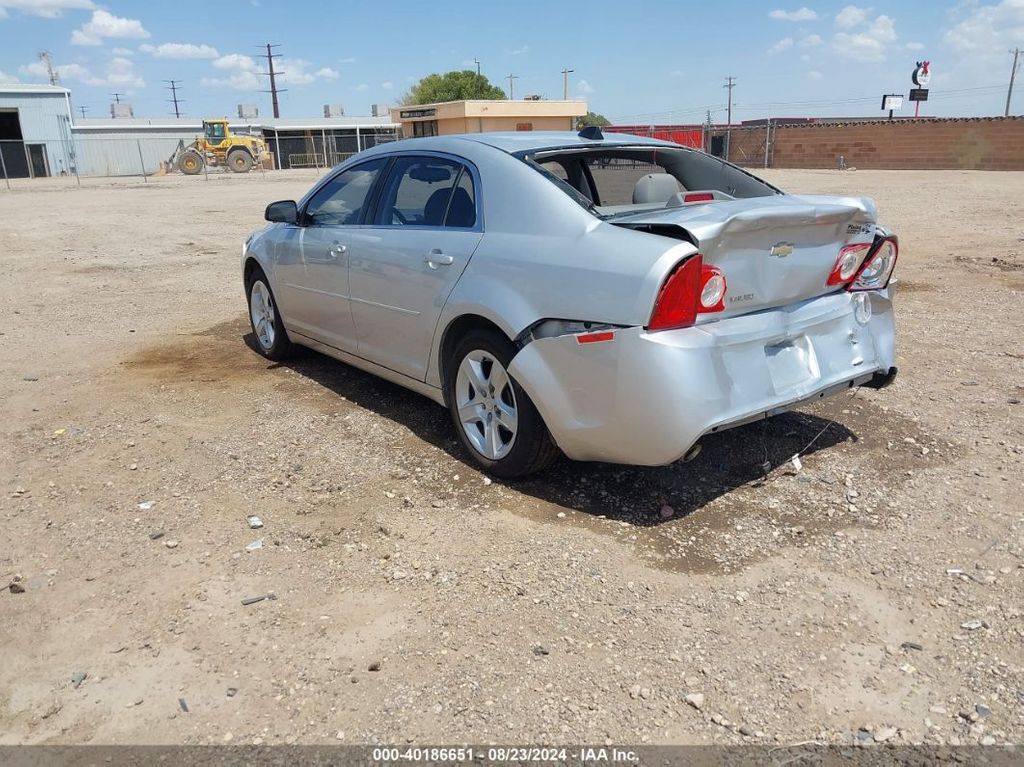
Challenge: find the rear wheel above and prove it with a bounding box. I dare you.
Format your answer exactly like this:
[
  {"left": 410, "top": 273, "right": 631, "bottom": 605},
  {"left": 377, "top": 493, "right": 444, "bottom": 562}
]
[
  {"left": 227, "top": 149, "right": 253, "bottom": 173},
  {"left": 247, "top": 273, "right": 293, "bottom": 361},
  {"left": 446, "top": 329, "right": 559, "bottom": 478},
  {"left": 178, "top": 149, "right": 204, "bottom": 175}
]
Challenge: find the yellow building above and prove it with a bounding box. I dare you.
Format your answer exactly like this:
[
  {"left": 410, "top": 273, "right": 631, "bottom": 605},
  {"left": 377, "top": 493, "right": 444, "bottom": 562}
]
[{"left": 392, "top": 99, "right": 588, "bottom": 137}]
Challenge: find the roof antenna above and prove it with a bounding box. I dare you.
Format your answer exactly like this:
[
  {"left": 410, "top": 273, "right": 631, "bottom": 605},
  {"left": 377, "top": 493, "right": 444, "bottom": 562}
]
[{"left": 578, "top": 125, "right": 603, "bottom": 140}]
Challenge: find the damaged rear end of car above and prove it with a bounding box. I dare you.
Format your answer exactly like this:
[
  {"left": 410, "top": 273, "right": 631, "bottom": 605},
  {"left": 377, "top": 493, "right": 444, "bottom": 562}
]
[{"left": 499, "top": 144, "right": 897, "bottom": 465}]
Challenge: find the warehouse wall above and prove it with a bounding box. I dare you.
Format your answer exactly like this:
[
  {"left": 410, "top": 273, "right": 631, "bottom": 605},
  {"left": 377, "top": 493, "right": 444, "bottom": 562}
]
[
  {"left": 71, "top": 128, "right": 201, "bottom": 176},
  {"left": 768, "top": 117, "right": 1024, "bottom": 170}
]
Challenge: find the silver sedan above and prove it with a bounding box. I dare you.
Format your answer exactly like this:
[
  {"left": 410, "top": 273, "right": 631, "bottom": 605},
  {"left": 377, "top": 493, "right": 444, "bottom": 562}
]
[{"left": 242, "top": 130, "right": 897, "bottom": 477}]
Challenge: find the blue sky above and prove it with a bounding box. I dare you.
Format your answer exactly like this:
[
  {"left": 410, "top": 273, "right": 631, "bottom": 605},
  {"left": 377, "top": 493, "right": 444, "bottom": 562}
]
[{"left": 1, "top": 0, "right": 1021, "bottom": 122}]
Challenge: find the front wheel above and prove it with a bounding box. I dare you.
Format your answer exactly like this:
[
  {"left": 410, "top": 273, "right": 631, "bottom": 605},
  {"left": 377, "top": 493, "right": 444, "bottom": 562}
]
[
  {"left": 247, "top": 274, "right": 293, "bottom": 361},
  {"left": 446, "top": 330, "right": 559, "bottom": 478},
  {"left": 178, "top": 150, "right": 203, "bottom": 175},
  {"left": 227, "top": 149, "right": 254, "bottom": 173}
]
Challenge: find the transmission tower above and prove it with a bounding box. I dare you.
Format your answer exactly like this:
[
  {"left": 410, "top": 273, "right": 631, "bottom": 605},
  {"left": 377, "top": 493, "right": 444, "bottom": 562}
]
[
  {"left": 164, "top": 79, "right": 184, "bottom": 118},
  {"left": 260, "top": 43, "right": 286, "bottom": 118},
  {"left": 38, "top": 51, "right": 59, "bottom": 85}
]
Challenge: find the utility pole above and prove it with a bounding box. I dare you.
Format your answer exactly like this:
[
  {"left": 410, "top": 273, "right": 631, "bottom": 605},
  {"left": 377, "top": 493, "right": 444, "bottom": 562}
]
[
  {"left": 164, "top": 79, "right": 184, "bottom": 118},
  {"left": 506, "top": 73, "right": 518, "bottom": 100},
  {"left": 260, "top": 43, "right": 286, "bottom": 118},
  {"left": 1008, "top": 48, "right": 1021, "bottom": 117},
  {"left": 561, "top": 67, "right": 574, "bottom": 100},
  {"left": 38, "top": 51, "right": 59, "bottom": 85},
  {"left": 111, "top": 92, "right": 123, "bottom": 104},
  {"left": 77, "top": 105, "right": 87, "bottom": 119},
  {"left": 723, "top": 76, "right": 736, "bottom": 161},
  {"left": 474, "top": 58, "right": 481, "bottom": 77}
]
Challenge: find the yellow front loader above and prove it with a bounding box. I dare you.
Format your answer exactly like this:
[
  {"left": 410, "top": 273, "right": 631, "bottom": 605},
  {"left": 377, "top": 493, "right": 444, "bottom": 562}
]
[{"left": 171, "top": 119, "right": 267, "bottom": 174}]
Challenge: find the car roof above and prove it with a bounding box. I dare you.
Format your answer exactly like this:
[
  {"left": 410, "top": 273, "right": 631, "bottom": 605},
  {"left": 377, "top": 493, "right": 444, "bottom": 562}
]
[{"left": 364, "top": 131, "right": 679, "bottom": 157}]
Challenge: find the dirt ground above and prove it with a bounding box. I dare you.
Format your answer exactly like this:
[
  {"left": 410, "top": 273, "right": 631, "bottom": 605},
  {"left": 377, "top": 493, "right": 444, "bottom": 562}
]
[{"left": 1, "top": 166, "right": 1022, "bottom": 748}]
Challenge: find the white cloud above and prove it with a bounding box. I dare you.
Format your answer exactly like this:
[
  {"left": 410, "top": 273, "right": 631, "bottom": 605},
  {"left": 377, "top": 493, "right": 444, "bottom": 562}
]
[
  {"left": 808, "top": 69, "right": 824, "bottom": 79},
  {"left": 203, "top": 53, "right": 260, "bottom": 89},
  {"left": 768, "top": 36, "right": 795, "bottom": 54},
  {"left": 832, "top": 14, "right": 898, "bottom": 62},
  {"left": 0, "top": 0, "right": 93, "bottom": 18},
  {"left": 111, "top": 46, "right": 133, "bottom": 55},
  {"left": 381, "top": 80, "right": 394, "bottom": 90},
  {"left": 944, "top": 0, "right": 1024, "bottom": 59},
  {"left": 799, "top": 33, "right": 823, "bottom": 46},
  {"left": 835, "top": 4, "right": 869, "bottom": 29},
  {"left": 0, "top": 69, "right": 19, "bottom": 82},
  {"left": 355, "top": 83, "right": 368, "bottom": 91},
  {"left": 669, "top": 69, "right": 685, "bottom": 78},
  {"left": 575, "top": 79, "right": 595, "bottom": 94},
  {"left": 769, "top": 7, "right": 818, "bottom": 21},
  {"left": 507, "top": 44, "right": 529, "bottom": 55},
  {"left": 21, "top": 55, "right": 143, "bottom": 88},
  {"left": 71, "top": 9, "right": 148, "bottom": 45},
  {"left": 204, "top": 54, "right": 337, "bottom": 90},
  {"left": 905, "top": 41, "right": 926, "bottom": 51},
  {"left": 338, "top": 56, "right": 356, "bottom": 64},
  {"left": 140, "top": 42, "right": 219, "bottom": 59}
]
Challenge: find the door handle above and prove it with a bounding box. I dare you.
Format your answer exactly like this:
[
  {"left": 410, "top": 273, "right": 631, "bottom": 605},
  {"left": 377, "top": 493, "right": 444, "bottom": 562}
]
[
  {"left": 424, "top": 249, "right": 454, "bottom": 269},
  {"left": 328, "top": 243, "right": 348, "bottom": 259}
]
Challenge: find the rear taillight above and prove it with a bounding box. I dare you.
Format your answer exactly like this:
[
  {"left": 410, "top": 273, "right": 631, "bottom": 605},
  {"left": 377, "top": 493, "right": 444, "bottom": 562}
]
[
  {"left": 849, "top": 237, "right": 898, "bottom": 291},
  {"left": 828, "top": 243, "right": 871, "bottom": 286},
  {"left": 684, "top": 192, "right": 714, "bottom": 203},
  {"left": 648, "top": 255, "right": 727, "bottom": 331}
]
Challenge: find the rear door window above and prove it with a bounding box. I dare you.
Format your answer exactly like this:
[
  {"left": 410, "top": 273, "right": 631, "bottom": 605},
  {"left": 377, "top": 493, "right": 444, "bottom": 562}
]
[{"left": 374, "top": 156, "right": 476, "bottom": 227}]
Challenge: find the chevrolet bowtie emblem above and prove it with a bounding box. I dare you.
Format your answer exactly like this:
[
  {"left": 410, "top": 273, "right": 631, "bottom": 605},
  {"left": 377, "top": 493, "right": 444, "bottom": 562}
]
[{"left": 769, "top": 242, "right": 794, "bottom": 258}]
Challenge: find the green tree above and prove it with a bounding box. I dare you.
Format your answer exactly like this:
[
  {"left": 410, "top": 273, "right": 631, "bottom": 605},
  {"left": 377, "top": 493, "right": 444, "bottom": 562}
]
[
  {"left": 577, "top": 111, "right": 611, "bottom": 129},
  {"left": 402, "top": 70, "right": 507, "bottom": 105}
]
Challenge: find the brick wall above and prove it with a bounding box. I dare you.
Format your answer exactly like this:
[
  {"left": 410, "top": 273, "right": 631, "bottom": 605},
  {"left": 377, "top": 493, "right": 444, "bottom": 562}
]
[{"left": 767, "top": 117, "right": 1024, "bottom": 170}]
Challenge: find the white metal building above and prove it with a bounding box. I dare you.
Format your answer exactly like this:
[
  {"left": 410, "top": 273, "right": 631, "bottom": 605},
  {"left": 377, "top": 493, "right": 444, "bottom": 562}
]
[
  {"left": 0, "top": 83, "right": 76, "bottom": 178},
  {"left": 1, "top": 82, "right": 399, "bottom": 178}
]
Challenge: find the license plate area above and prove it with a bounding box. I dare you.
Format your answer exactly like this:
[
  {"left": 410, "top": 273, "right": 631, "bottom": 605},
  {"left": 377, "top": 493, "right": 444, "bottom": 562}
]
[{"left": 765, "top": 335, "right": 819, "bottom": 394}]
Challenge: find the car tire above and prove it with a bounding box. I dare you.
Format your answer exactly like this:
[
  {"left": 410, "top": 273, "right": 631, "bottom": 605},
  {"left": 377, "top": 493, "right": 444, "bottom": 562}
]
[
  {"left": 246, "top": 270, "right": 293, "bottom": 361},
  {"left": 446, "top": 329, "right": 560, "bottom": 478},
  {"left": 227, "top": 149, "right": 253, "bottom": 173}
]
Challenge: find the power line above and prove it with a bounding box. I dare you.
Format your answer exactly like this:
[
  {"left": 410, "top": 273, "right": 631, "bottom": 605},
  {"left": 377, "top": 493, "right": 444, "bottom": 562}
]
[
  {"left": 610, "top": 83, "right": 1010, "bottom": 124},
  {"left": 260, "top": 43, "right": 286, "bottom": 119},
  {"left": 164, "top": 79, "right": 184, "bottom": 118}
]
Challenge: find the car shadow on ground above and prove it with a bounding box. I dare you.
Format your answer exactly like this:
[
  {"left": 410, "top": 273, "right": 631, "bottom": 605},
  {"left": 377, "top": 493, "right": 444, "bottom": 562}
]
[{"left": 251, "top": 334, "right": 857, "bottom": 526}]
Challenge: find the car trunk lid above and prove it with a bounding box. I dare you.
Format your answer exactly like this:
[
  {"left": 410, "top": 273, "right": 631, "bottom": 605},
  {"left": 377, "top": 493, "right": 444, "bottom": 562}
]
[{"left": 609, "top": 194, "right": 877, "bottom": 319}]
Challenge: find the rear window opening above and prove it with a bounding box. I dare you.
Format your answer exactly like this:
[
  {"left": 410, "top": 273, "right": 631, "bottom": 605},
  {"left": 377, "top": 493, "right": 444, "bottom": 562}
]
[{"left": 517, "top": 145, "right": 782, "bottom": 220}]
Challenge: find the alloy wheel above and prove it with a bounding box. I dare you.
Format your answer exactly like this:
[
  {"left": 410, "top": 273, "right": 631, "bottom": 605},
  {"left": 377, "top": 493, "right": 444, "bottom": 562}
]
[
  {"left": 455, "top": 350, "right": 518, "bottom": 460},
  {"left": 249, "top": 280, "right": 276, "bottom": 351}
]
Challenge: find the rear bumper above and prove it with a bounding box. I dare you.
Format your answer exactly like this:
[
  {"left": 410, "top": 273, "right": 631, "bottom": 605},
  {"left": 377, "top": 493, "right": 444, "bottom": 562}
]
[{"left": 508, "top": 289, "right": 896, "bottom": 465}]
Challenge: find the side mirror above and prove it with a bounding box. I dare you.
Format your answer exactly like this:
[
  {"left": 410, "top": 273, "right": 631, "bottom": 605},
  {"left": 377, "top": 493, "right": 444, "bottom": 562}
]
[{"left": 265, "top": 200, "right": 299, "bottom": 224}]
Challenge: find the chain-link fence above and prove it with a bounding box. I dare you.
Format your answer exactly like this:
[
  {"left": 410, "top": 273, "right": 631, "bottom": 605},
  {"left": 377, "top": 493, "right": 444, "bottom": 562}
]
[
  {"left": 0, "top": 128, "right": 400, "bottom": 190},
  {"left": 709, "top": 123, "right": 776, "bottom": 168}
]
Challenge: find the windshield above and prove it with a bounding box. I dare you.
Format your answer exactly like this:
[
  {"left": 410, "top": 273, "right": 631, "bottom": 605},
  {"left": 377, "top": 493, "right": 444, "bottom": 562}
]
[{"left": 517, "top": 145, "right": 782, "bottom": 219}]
